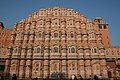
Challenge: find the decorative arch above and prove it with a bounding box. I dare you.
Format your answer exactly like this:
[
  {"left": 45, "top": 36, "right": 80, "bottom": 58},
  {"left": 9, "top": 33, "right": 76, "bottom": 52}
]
[{"left": 69, "top": 46, "right": 76, "bottom": 53}]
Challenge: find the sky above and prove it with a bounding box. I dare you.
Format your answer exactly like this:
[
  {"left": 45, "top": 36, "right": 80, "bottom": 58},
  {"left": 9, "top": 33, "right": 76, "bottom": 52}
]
[{"left": 0, "top": 0, "right": 120, "bottom": 46}]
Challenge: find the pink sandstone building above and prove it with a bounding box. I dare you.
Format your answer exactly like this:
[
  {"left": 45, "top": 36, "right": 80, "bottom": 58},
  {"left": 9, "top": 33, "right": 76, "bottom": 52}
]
[{"left": 0, "top": 7, "right": 120, "bottom": 79}]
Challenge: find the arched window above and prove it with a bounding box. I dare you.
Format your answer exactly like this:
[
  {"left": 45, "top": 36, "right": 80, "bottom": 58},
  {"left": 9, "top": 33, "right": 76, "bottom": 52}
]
[
  {"left": 93, "top": 63, "right": 100, "bottom": 75},
  {"left": 38, "top": 33, "right": 42, "bottom": 38},
  {"left": 36, "top": 32, "right": 44, "bottom": 38},
  {"left": 100, "top": 48, "right": 104, "bottom": 53},
  {"left": 39, "top": 20, "right": 44, "bottom": 26},
  {"left": 89, "top": 33, "right": 95, "bottom": 40},
  {"left": 69, "top": 32, "right": 75, "bottom": 38},
  {"left": 71, "top": 47, "right": 75, "bottom": 53},
  {"left": 88, "top": 24, "right": 94, "bottom": 30},
  {"left": 34, "top": 46, "right": 43, "bottom": 54},
  {"left": 54, "top": 32, "right": 59, "bottom": 38},
  {"left": 80, "top": 48, "right": 84, "bottom": 53},
  {"left": 71, "top": 33, "right": 74, "bottom": 38},
  {"left": 92, "top": 47, "right": 97, "bottom": 53},
  {"left": 78, "top": 34, "right": 81, "bottom": 38},
  {"left": 37, "top": 48, "right": 41, "bottom": 53},
  {"left": 54, "top": 47, "right": 59, "bottom": 53},
  {"left": 86, "top": 49, "right": 90, "bottom": 53}
]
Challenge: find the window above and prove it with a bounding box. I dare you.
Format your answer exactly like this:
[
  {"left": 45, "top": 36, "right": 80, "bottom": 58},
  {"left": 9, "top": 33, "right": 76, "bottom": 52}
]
[
  {"left": 78, "top": 34, "right": 81, "bottom": 39},
  {"left": 54, "top": 47, "right": 59, "bottom": 53},
  {"left": 99, "top": 26, "right": 102, "bottom": 29},
  {"left": 86, "top": 49, "right": 90, "bottom": 53},
  {"left": 69, "top": 32, "right": 75, "bottom": 38},
  {"left": 83, "top": 35, "right": 87, "bottom": 40},
  {"left": 71, "top": 33, "right": 74, "bottom": 38},
  {"left": 104, "top": 25, "right": 107, "bottom": 29},
  {"left": 34, "top": 47, "right": 44, "bottom": 55},
  {"left": 71, "top": 47, "right": 75, "bottom": 53},
  {"left": 93, "top": 63, "right": 100, "bottom": 75},
  {"left": 37, "top": 48, "right": 41, "bottom": 53},
  {"left": 100, "top": 49, "right": 104, "bottom": 53},
  {"left": 88, "top": 25, "right": 93, "bottom": 30},
  {"left": 92, "top": 48, "right": 97, "bottom": 53},
  {"left": 80, "top": 49, "right": 83, "bottom": 53},
  {"left": 92, "top": 33, "right": 95, "bottom": 38},
  {"left": 54, "top": 32, "right": 59, "bottom": 38},
  {"left": 89, "top": 33, "right": 95, "bottom": 40},
  {"left": 8, "top": 48, "right": 12, "bottom": 54},
  {"left": 38, "top": 33, "right": 42, "bottom": 38},
  {"left": 69, "top": 62, "right": 76, "bottom": 71}
]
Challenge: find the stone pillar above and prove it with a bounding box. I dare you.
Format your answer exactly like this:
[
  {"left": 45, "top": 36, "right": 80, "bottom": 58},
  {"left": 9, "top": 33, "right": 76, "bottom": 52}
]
[
  {"left": 21, "top": 46, "right": 27, "bottom": 58},
  {"left": 44, "top": 46, "right": 50, "bottom": 58},
  {"left": 79, "top": 60, "right": 85, "bottom": 78},
  {"left": 25, "top": 60, "right": 32, "bottom": 78},
  {"left": 100, "top": 59, "right": 108, "bottom": 78},
  {"left": 29, "top": 31, "right": 35, "bottom": 43},
  {"left": 62, "top": 60, "right": 67, "bottom": 78},
  {"left": 4, "top": 60, "right": 11, "bottom": 76},
  {"left": 19, "top": 60, "right": 25, "bottom": 78},
  {"left": 85, "top": 60, "right": 91, "bottom": 78},
  {"left": 43, "top": 60, "right": 49, "bottom": 78},
  {"left": 9, "top": 60, "right": 19, "bottom": 76}
]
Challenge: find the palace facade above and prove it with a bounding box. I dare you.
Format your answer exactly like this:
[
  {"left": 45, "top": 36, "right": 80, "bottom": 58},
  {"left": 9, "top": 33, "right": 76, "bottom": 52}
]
[{"left": 0, "top": 7, "right": 120, "bottom": 79}]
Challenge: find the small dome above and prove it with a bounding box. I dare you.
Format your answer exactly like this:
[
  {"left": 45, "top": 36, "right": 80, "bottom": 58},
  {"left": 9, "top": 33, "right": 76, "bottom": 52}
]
[{"left": 0, "top": 21, "right": 4, "bottom": 30}]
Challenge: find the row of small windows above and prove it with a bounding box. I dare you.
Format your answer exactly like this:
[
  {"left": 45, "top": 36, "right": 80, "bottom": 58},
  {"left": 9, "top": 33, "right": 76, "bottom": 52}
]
[
  {"left": 36, "top": 32, "right": 97, "bottom": 39},
  {"left": 26, "top": 25, "right": 95, "bottom": 30},
  {"left": 106, "top": 49, "right": 120, "bottom": 55},
  {"left": 35, "top": 47, "right": 95, "bottom": 54},
  {"left": 11, "top": 47, "right": 104, "bottom": 54}
]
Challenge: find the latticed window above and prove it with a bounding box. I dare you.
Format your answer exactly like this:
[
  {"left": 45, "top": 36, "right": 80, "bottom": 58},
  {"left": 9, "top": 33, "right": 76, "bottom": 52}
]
[
  {"left": 80, "top": 49, "right": 84, "bottom": 53},
  {"left": 78, "top": 34, "right": 81, "bottom": 38},
  {"left": 34, "top": 47, "right": 43, "bottom": 54},
  {"left": 8, "top": 48, "right": 12, "bottom": 54},
  {"left": 54, "top": 32, "right": 59, "bottom": 38},
  {"left": 88, "top": 24, "right": 94, "bottom": 30},
  {"left": 100, "top": 48, "right": 104, "bottom": 53},
  {"left": 92, "top": 48, "right": 97, "bottom": 53},
  {"left": 38, "top": 33, "right": 42, "bottom": 38},
  {"left": 54, "top": 47, "right": 59, "bottom": 53},
  {"left": 83, "top": 35, "right": 87, "bottom": 40},
  {"left": 71, "top": 47, "right": 75, "bottom": 53},
  {"left": 86, "top": 49, "right": 90, "bottom": 53},
  {"left": 15, "top": 47, "right": 20, "bottom": 53},
  {"left": 93, "top": 63, "right": 100, "bottom": 75},
  {"left": 92, "top": 33, "right": 95, "bottom": 38},
  {"left": 37, "top": 48, "right": 41, "bottom": 53},
  {"left": 89, "top": 33, "right": 95, "bottom": 39},
  {"left": 69, "top": 32, "right": 75, "bottom": 38},
  {"left": 62, "top": 49, "right": 66, "bottom": 53},
  {"left": 71, "top": 33, "right": 74, "bottom": 38}
]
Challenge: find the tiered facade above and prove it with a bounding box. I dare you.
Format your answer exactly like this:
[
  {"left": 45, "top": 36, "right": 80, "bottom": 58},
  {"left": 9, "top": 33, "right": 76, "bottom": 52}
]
[{"left": 2, "top": 7, "right": 120, "bottom": 79}]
